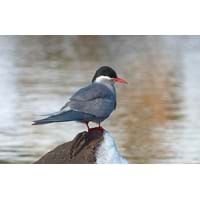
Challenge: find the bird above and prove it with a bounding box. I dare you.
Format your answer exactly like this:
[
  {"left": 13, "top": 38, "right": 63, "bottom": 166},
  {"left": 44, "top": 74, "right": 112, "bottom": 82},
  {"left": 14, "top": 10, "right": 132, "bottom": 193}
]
[{"left": 32, "top": 66, "right": 127, "bottom": 132}]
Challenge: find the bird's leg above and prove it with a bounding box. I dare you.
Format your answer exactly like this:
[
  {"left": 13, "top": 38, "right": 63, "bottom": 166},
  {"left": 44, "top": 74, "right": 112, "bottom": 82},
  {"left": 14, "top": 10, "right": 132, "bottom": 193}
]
[
  {"left": 98, "top": 123, "right": 103, "bottom": 130},
  {"left": 85, "top": 122, "right": 90, "bottom": 132}
]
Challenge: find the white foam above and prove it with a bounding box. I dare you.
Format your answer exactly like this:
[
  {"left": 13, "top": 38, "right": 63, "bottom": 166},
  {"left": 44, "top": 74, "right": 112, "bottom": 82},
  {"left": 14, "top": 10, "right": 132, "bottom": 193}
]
[{"left": 96, "top": 131, "right": 128, "bottom": 164}]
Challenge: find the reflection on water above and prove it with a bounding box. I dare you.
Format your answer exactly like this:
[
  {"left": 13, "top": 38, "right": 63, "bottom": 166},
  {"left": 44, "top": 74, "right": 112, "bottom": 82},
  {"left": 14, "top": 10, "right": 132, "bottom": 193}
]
[{"left": 0, "top": 36, "right": 200, "bottom": 163}]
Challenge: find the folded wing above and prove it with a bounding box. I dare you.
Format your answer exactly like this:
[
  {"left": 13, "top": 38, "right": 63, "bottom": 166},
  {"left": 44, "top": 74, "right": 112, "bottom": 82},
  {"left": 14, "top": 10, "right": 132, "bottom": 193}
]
[{"left": 65, "top": 83, "right": 116, "bottom": 118}]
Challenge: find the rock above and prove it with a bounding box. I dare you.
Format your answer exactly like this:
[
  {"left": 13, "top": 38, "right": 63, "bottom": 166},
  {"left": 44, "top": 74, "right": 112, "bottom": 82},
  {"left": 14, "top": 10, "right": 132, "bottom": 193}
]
[
  {"left": 35, "top": 128, "right": 128, "bottom": 164},
  {"left": 35, "top": 128, "right": 104, "bottom": 164}
]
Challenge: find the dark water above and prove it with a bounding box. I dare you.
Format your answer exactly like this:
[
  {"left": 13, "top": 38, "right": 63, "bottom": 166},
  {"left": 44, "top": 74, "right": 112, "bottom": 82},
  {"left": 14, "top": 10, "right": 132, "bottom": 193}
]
[{"left": 0, "top": 36, "right": 200, "bottom": 163}]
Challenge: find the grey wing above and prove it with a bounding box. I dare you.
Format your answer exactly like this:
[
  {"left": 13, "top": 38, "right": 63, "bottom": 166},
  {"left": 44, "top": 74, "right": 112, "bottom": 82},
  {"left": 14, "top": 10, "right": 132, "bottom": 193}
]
[
  {"left": 68, "top": 83, "right": 116, "bottom": 118},
  {"left": 69, "top": 98, "right": 115, "bottom": 118},
  {"left": 70, "top": 83, "right": 111, "bottom": 101}
]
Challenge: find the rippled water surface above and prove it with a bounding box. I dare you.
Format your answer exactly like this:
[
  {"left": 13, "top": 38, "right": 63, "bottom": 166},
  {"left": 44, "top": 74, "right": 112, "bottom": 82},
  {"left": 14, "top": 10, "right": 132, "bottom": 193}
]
[{"left": 0, "top": 36, "right": 200, "bottom": 163}]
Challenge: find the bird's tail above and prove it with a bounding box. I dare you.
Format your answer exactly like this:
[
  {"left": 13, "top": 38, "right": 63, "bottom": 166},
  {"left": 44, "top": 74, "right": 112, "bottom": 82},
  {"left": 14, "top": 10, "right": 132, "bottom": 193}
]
[{"left": 32, "top": 110, "right": 87, "bottom": 125}]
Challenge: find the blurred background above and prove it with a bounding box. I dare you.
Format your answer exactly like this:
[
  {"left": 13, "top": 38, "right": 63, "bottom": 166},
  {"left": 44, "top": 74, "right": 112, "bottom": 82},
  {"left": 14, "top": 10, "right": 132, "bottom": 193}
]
[{"left": 0, "top": 36, "right": 200, "bottom": 163}]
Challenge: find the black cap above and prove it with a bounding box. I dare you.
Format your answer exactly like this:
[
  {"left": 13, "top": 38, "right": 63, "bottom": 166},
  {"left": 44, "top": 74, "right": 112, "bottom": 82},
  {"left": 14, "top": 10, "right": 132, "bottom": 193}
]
[{"left": 92, "top": 66, "right": 117, "bottom": 82}]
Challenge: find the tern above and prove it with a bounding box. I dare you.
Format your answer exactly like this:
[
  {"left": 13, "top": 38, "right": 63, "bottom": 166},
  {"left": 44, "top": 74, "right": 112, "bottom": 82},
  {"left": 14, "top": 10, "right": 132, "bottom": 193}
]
[{"left": 33, "top": 66, "right": 127, "bottom": 131}]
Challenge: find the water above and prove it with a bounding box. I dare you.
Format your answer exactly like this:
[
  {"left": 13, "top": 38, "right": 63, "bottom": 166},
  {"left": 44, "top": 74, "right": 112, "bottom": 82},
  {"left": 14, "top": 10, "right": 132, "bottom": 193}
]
[{"left": 0, "top": 35, "right": 200, "bottom": 163}]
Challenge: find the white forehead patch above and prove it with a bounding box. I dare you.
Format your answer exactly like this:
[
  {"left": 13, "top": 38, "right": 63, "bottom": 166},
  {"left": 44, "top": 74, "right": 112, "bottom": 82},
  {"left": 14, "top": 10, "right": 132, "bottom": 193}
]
[{"left": 95, "top": 75, "right": 113, "bottom": 83}]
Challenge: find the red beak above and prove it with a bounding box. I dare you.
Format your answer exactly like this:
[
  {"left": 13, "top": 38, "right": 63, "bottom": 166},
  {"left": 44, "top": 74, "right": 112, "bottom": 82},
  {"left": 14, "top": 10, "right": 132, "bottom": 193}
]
[{"left": 113, "top": 77, "right": 128, "bottom": 84}]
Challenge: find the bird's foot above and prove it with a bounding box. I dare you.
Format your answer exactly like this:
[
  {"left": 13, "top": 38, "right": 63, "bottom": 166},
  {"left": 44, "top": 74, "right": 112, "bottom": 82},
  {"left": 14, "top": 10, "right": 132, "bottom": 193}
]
[
  {"left": 88, "top": 127, "right": 104, "bottom": 133},
  {"left": 85, "top": 122, "right": 104, "bottom": 133},
  {"left": 98, "top": 123, "right": 104, "bottom": 131},
  {"left": 97, "top": 126, "right": 104, "bottom": 131}
]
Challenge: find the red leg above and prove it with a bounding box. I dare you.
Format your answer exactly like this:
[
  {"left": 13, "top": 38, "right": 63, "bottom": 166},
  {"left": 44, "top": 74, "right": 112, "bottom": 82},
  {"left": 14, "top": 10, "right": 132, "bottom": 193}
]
[
  {"left": 85, "top": 122, "right": 90, "bottom": 132},
  {"left": 98, "top": 123, "right": 103, "bottom": 130}
]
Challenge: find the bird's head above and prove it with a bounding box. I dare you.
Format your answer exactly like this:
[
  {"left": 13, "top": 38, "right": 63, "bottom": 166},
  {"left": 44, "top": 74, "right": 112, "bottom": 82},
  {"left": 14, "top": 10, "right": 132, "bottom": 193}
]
[{"left": 92, "top": 66, "right": 128, "bottom": 84}]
